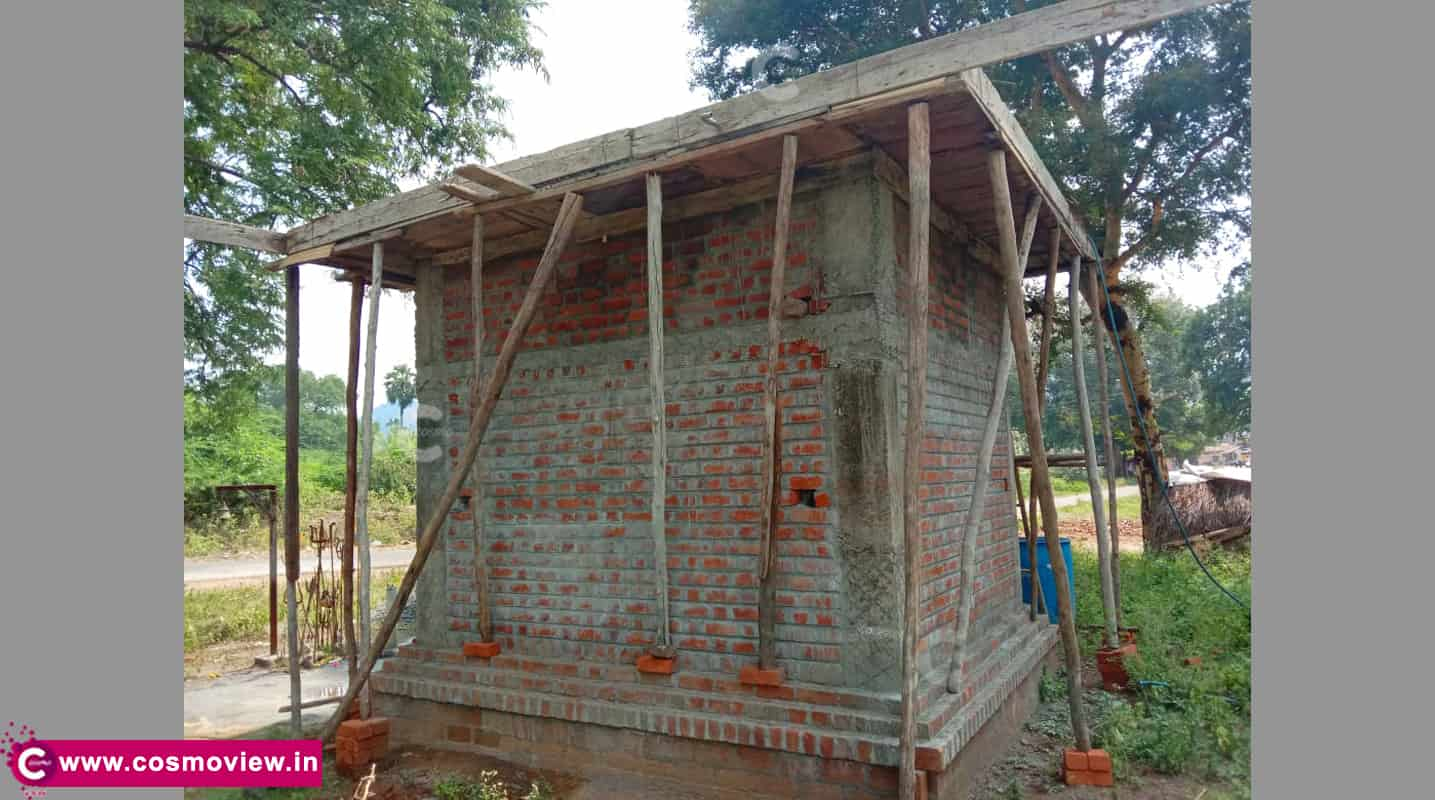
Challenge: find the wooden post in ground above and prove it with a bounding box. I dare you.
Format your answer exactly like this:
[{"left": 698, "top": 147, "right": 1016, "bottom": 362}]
[
  {"left": 1069, "top": 256, "right": 1118, "bottom": 648},
  {"left": 756, "top": 135, "right": 799, "bottom": 675},
  {"left": 1011, "top": 197, "right": 1045, "bottom": 623},
  {"left": 899, "top": 100, "right": 931, "bottom": 800},
  {"left": 355, "top": 242, "right": 384, "bottom": 716},
  {"left": 988, "top": 147, "right": 1090, "bottom": 751},
  {"left": 343, "top": 278, "right": 362, "bottom": 680},
  {"left": 284, "top": 265, "right": 302, "bottom": 735},
  {"left": 1026, "top": 226, "right": 1062, "bottom": 616},
  {"left": 467, "top": 215, "right": 494, "bottom": 643},
  {"left": 320, "top": 193, "right": 586, "bottom": 743},
  {"left": 946, "top": 302, "right": 1013, "bottom": 693},
  {"left": 645, "top": 173, "right": 674, "bottom": 655},
  {"left": 1087, "top": 265, "right": 1123, "bottom": 625},
  {"left": 268, "top": 487, "right": 278, "bottom": 655}
]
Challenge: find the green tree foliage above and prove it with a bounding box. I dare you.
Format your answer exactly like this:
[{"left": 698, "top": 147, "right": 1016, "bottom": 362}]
[
  {"left": 385, "top": 363, "right": 418, "bottom": 426},
  {"left": 687, "top": 0, "right": 1250, "bottom": 271},
  {"left": 1183, "top": 264, "right": 1251, "bottom": 435},
  {"left": 183, "top": 0, "right": 544, "bottom": 390}
]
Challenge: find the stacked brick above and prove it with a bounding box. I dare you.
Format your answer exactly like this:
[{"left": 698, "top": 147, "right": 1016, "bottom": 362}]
[
  {"left": 335, "top": 717, "right": 390, "bottom": 777},
  {"left": 1063, "top": 748, "right": 1115, "bottom": 786}
]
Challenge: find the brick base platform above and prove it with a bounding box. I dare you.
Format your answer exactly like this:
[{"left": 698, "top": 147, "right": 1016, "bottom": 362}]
[{"left": 372, "top": 619, "right": 1055, "bottom": 797}]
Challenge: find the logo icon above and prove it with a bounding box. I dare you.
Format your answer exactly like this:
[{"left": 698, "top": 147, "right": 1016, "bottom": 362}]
[{"left": 3, "top": 723, "right": 50, "bottom": 799}]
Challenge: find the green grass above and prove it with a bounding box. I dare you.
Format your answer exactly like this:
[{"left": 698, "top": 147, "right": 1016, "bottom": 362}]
[
  {"left": 435, "top": 773, "right": 555, "bottom": 800},
  {"left": 1063, "top": 492, "right": 1143, "bottom": 523},
  {"left": 1068, "top": 545, "right": 1252, "bottom": 795},
  {"left": 184, "top": 572, "right": 405, "bottom": 653},
  {"left": 1018, "top": 466, "right": 1132, "bottom": 498},
  {"left": 185, "top": 490, "right": 416, "bottom": 558}
]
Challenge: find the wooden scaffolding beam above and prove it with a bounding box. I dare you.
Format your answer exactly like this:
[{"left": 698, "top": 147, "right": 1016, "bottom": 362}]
[
  {"left": 646, "top": 174, "right": 674, "bottom": 656},
  {"left": 469, "top": 215, "right": 494, "bottom": 644},
  {"left": 354, "top": 242, "right": 384, "bottom": 715},
  {"left": 988, "top": 147, "right": 1090, "bottom": 751},
  {"left": 321, "top": 192, "right": 586, "bottom": 743},
  {"left": 899, "top": 100, "right": 931, "bottom": 800},
  {"left": 1070, "top": 255, "right": 1119, "bottom": 647},
  {"left": 283, "top": 265, "right": 302, "bottom": 734},
  {"left": 343, "top": 278, "right": 362, "bottom": 683},
  {"left": 1087, "top": 265, "right": 1124, "bottom": 625},
  {"left": 756, "top": 135, "right": 799, "bottom": 676},
  {"left": 184, "top": 214, "right": 287, "bottom": 254}
]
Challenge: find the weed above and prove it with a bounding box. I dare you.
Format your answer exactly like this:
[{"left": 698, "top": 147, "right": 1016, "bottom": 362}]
[
  {"left": 185, "top": 572, "right": 404, "bottom": 653},
  {"left": 434, "top": 771, "right": 553, "bottom": 800}
]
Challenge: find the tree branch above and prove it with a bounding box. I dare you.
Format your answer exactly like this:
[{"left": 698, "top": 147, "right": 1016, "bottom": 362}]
[
  {"left": 1121, "top": 126, "right": 1164, "bottom": 203},
  {"left": 185, "top": 40, "right": 308, "bottom": 108},
  {"left": 1109, "top": 199, "right": 1162, "bottom": 273}
]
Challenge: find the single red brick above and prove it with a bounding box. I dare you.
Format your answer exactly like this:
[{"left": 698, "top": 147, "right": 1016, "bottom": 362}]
[
  {"left": 636, "top": 654, "right": 676, "bottom": 675},
  {"left": 739, "top": 665, "right": 783, "bottom": 687},
  {"left": 446, "top": 724, "right": 471, "bottom": 744},
  {"left": 789, "top": 475, "right": 822, "bottom": 491},
  {"left": 463, "top": 641, "right": 502, "bottom": 659},
  {"left": 914, "top": 746, "right": 943, "bottom": 772},
  {"left": 1063, "top": 749, "right": 1088, "bottom": 771},
  {"left": 1184, "top": 656, "right": 1203, "bottom": 666},
  {"left": 1087, "top": 749, "right": 1112, "bottom": 772}
]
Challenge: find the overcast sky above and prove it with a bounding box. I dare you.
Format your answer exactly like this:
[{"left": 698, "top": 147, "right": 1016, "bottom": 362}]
[{"left": 285, "top": 0, "right": 1243, "bottom": 383}]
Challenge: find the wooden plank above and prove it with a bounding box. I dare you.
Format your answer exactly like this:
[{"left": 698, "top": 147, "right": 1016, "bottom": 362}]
[
  {"left": 439, "top": 180, "right": 500, "bottom": 205},
  {"left": 758, "top": 136, "right": 800, "bottom": 672},
  {"left": 184, "top": 214, "right": 287, "bottom": 253},
  {"left": 283, "top": 0, "right": 1220, "bottom": 253},
  {"left": 1026, "top": 222, "right": 1060, "bottom": 590},
  {"left": 456, "top": 163, "right": 537, "bottom": 197},
  {"left": 1087, "top": 264, "right": 1124, "bottom": 627},
  {"left": 947, "top": 299, "right": 1015, "bottom": 694},
  {"left": 468, "top": 215, "right": 493, "bottom": 643},
  {"left": 343, "top": 278, "right": 362, "bottom": 683},
  {"left": 283, "top": 265, "right": 302, "bottom": 735},
  {"left": 899, "top": 101, "right": 931, "bottom": 800},
  {"left": 989, "top": 146, "right": 1090, "bottom": 751},
  {"left": 354, "top": 242, "right": 384, "bottom": 717},
  {"left": 646, "top": 174, "right": 672, "bottom": 655},
  {"left": 958, "top": 70, "right": 1099, "bottom": 260},
  {"left": 1070, "top": 255, "right": 1119, "bottom": 647},
  {"left": 265, "top": 244, "right": 335, "bottom": 271},
  {"left": 321, "top": 192, "right": 586, "bottom": 743}
]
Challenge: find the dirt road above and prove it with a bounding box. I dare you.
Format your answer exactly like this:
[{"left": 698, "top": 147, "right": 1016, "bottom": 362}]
[{"left": 184, "top": 545, "right": 415, "bottom": 588}]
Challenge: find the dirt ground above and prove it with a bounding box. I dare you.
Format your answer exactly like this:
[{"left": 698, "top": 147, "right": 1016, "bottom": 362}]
[
  {"left": 184, "top": 637, "right": 275, "bottom": 680},
  {"left": 1058, "top": 517, "right": 1145, "bottom": 553},
  {"left": 968, "top": 661, "right": 1229, "bottom": 799}
]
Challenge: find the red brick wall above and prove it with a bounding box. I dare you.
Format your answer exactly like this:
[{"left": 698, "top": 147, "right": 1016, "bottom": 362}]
[
  {"left": 428, "top": 198, "right": 854, "bottom": 683},
  {"left": 892, "top": 201, "right": 1023, "bottom": 697}
]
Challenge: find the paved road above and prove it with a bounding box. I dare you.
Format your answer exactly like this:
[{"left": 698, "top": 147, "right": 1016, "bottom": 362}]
[
  {"left": 1051, "top": 483, "right": 1140, "bottom": 508},
  {"left": 184, "top": 545, "right": 415, "bottom": 587},
  {"left": 184, "top": 659, "right": 364, "bottom": 738}
]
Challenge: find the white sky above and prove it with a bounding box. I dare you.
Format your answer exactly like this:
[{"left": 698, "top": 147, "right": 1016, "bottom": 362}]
[{"left": 284, "top": 0, "right": 1241, "bottom": 383}]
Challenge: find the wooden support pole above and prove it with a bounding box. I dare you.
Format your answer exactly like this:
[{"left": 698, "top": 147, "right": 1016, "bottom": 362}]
[
  {"left": 948, "top": 189, "right": 1038, "bottom": 681},
  {"left": 1069, "top": 256, "right": 1119, "bottom": 648},
  {"left": 468, "top": 215, "right": 494, "bottom": 643},
  {"left": 1011, "top": 196, "right": 1045, "bottom": 623},
  {"left": 945, "top": 301, "right": 1014, "bottom": 693},
  {"left": 1087, "top": 265, "right": 1123, "bottom": 626},
  {"left": 757, "top": 134, "right": 799, "bottom": 672},
  {"left": 988, "top": 147, "right": 1090, "bottom": 751},
  {"left": 343, "top": 278, "right": 362, "bottom": 680},
  {"left": 899, "top": 101, "right": 931, "bottom": 800},
  {"left": 645, "top": 173, "right": 673, "bottom": 654},
  {"left": 355, "top": 243, "right": 383, "bottom": 716},
  {"left": 321, "top": 192, "right": 586, "bottom": 743},
  {"left": 268, "top": 488, "right": 278, "bottom": 655},
  {"left": 1026, "top": 226, "right": 1062, "bottom": 615},
  {"left": 284, "top": 265, "right": 302, "bottom": 735}
]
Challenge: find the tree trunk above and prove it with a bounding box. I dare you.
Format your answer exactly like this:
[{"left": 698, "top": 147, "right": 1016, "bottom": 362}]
[{"left": 1094, "top": 263, "right": 1168, "bottom": 551}]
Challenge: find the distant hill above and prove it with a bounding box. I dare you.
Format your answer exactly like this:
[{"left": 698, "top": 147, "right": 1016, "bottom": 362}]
[{"left": 372, "top": 402, "right": 417, "bottom": 430}]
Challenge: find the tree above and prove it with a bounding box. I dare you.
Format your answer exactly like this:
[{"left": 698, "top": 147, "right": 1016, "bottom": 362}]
[
  {"left": 184, "top": 0, "right": 544, "bottom": 391},
  {"left": 1184, "top": 263, "right": 1250, "bottom": 436},
  {"left": 687, "top": 0, "right": 1250, "bottom": 543},
  {"left": 384, "top": 364, "right": 417, "bottom": 427}
]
